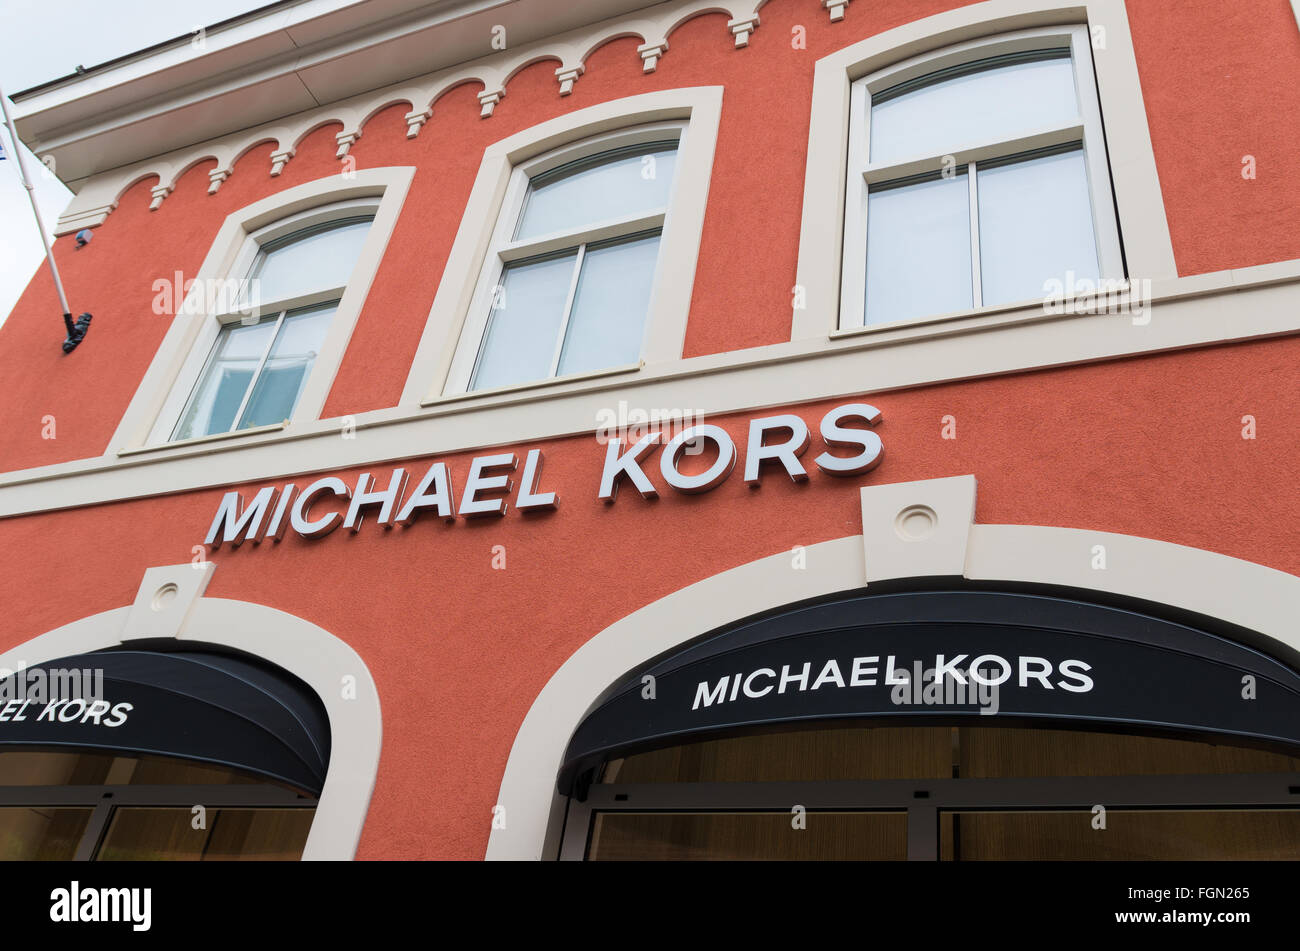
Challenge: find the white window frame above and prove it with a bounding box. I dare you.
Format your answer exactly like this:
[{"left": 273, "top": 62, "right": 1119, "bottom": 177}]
[
  {"left": 402, "top": 87, "right": 723, "bottom": 407},
  {"left": 110, "top": 167, "right": 414, "bottom": 454},
  {"left": 445, "top": 122, "right": 685, "bottom": 395},
  {"left": 792, "top": 0, "right": 1178, "bottom": 343},
  {"left": 840, "top": 24, "right": 1123, "bottom": 331},
  {"left": 151, "top": 199, "right": 379, "bottom": 444}
]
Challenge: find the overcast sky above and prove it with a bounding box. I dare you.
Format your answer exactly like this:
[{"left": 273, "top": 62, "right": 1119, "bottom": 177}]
[{"left": 0, "top": 0, "right": 261, "bottom": 328}]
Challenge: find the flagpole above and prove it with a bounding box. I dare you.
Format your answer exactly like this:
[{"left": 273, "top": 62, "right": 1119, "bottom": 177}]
[{"left": 0, "top": 83, "right": 90, "bottom": 351}]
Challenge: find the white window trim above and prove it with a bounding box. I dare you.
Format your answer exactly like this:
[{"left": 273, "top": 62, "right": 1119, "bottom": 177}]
[
  {"left": 792, "top": 0, "right": 1177, "bottom": 341},
  {"left": 841, "top": 25, "right": 1123, "bottom": 331},
  {"left": 401, "top": 86, "right": 723, "bottom": 407},
  {"left": 149, "top": 198, "right": 380, "bottom": 445},
  {"left": 444, "top": 122, "right": 686, "bottom": 396},
  {"left": 109, "top": 166, "right": 415, "bottom": 454},
  {"left": 0, "top": 561, "right": 383, "bottom": 860}
]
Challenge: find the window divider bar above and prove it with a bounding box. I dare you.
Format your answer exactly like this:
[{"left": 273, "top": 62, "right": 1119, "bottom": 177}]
[
  {"left": 231, "top": 309, "right": 285, "bottom": 432},
  {"left": 548, "top": 245, "right": 587, "bottom": 379},
  {"left": 0, "top": 784, "right": 311, "bottom": 806},
  {"left": 559, "top": 796, "right": 594, "bottom": 860},
  {"left": 501, "top": 211, "right": 666, "bottom": 263},
  {"left": 906, "top": 804, "right": 938, "bottom": 861},
  {"left": 584, "top": 773, "right": 1300, "bottom": 810},
  {"left": 72, "top": 799, "right": 114, "bottom": 862},
  {"left": 968, "top": 160, "right": 982, "bottom": 308},
  {"left": 862, "top": 122, "right": 1084, "bottom": 187},
  {"left": 217, "top": 286, "right": 347, "bottom": 323}
]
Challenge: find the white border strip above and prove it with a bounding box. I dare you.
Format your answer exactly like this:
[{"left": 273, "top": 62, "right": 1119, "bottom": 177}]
[
  {"left": 0, "top": 261, "right": 1296, "bottom": 518},
  {"left": 486, "top": 499, "right": 1300, "bottom": 859},
  {"left": 0, "top": 581, "right": 382, "bottom": 861},
  {"left": 792, "top": 0, "right": 1177, "bottom": 339}
]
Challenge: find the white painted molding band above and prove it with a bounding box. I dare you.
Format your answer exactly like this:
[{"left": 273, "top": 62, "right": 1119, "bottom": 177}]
[{"left": 0, "top": 257, "right": 1298, "bottom": 519}]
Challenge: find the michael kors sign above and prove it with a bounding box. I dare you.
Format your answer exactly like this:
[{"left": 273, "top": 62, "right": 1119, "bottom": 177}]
[{"left": 205, "top": 404, "right": 884, "bottom": 547}]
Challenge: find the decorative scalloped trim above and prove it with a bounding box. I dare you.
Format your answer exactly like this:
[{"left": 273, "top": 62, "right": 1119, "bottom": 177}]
[{"left": 52, "top": 0, "right": 843, "bottom": 234}]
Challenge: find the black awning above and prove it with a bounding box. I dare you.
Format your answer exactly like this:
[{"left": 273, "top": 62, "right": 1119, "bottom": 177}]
[
  {"left": 559, "top": 589, "right": 1300, "bottom": 794},
  {"left": 0, "top": 649, "right": 330, "bottom": 794}
]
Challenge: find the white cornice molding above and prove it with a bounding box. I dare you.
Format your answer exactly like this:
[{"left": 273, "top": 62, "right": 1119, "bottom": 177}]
[
  {"left": 824, "top": 0, "right": 851, "bottom": 21},
  {"left": 13, "top": 0, "right": 647, "bottom": 182},
  {"left": 727, "top": 14, "right": 761, "bottom": 47},
  {"left": 637, "top": 40, "right": 669, "bottom": 71},
  {"left": 49, "top": 0, "right": 773, "bottom": 235},
  {"left": 148, "top": 183, "right": 174, "bottom": 211}
]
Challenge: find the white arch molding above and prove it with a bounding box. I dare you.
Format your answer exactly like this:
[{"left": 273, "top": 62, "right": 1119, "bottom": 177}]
[
  {"left": 487, "top": 474, "right": 1300, "bottom": 860},
  {"left": 0, "top": 562, "right": 382, "bottom": 861}
]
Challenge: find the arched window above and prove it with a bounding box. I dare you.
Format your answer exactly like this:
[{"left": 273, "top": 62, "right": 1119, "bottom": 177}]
[
  {"left": 445, "top": 123, "right": 687, "bottom": 394},
  {"left": 167, "top": 207, "right": 374, "bottom": 441},
  {"left": 840, "top": 26, "right": 1123, "bottom": 328}
]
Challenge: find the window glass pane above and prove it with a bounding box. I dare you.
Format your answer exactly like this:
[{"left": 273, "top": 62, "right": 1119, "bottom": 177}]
[
  {"left": 599, "top": 724, "right": 1300, "bottom": 784},
  {"left": 958, "top": 727, "right": 1300, "bottom": 778},
  {"left": 471, "top": 252, "right": 576, "bottom": 390},
  {"left": 251, "top": 218, "right": 371, "bottom": 302},
  {"left": 940, "top": 809, "right": 1300, "bottom": 860},
  {"left": 601, "top": 725, "right": 952, "bottom": 783},
  {"left": 173, "top": 318, "right": 277, "bottom": 440},
  {"left": 0, "top": 807, "right": 92, "bottom": 860},
  {"left": 870, "top": 54, "right": 1078, "bottom": 164},
  {"left": 977, "top": 147, "right": 1100, "bottom": 306},
  {"left": 237, "top": 303, "right": 337, "bottom": 430},
  {"left": 556, "top": 232, "right": 660, "bottom": 377},
  {"left": 865, "top": 173, "right": 972, "bottom": 324},
  {"left": 94, "top": 807, "right": 314, "bottom": 861},
  {"left": 515, "top": 145, "right": 677, "bottom": 240},
  {"left": 0, "top": 749, "right": 311, "bottom": 788},
  {"left": 119, "top": 753, "right": 269, "bottom": 786},
  {"left": 0, "top": 749, "right": 119, "bottom": 785},
  {"left": 588, "top": 811, "right": 907, "bottom": 861}
]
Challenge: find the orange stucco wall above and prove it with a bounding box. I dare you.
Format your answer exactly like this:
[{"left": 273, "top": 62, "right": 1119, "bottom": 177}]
[
  {"left": 0, "top": 0, "right": 1297, "bottom": 859},
  {"left": 0, "top": 337, "right": 1297, "bottom": 858}
]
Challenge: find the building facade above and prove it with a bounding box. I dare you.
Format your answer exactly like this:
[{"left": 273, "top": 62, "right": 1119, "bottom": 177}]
[{"left": 0, "top": 0, "right": 1298, "bottom": 861}]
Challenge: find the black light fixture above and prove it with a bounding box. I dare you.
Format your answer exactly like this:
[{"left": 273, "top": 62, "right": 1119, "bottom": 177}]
[{"left": 63, "top": 313, "right": 92, "bottom": 353}]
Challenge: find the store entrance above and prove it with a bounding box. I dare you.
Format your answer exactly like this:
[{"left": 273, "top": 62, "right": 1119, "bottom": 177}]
[
  {"left": 556, "top": 588, "right": 1300, "bottom": 860},
  {"left": 0, "top": 646, "right": 329, "bottom": 860},
  {"left": 562, "top": 722, "right": 1300, "bottom": 860}
]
